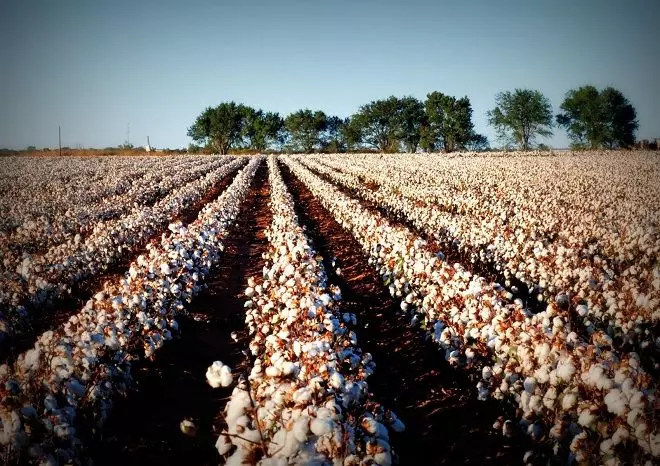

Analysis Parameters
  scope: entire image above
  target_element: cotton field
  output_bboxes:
[0,152,657,466]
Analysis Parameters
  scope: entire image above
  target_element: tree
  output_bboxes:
[340,117,363,152]
[322,116,346,153]
[398,97,425,152]
[487,89,553,150]
[352,97,403,152]
[465,133,490,152]
[187,102,246,154]
[284,109,327,153]
[556,85,638,149]
[242,108,283,151]
[424,92,475,152]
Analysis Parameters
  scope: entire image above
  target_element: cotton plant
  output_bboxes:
[0,157,262,465]
[214,157,403,465]
[284,155,658,465]
[304,153,659,358]
[0,157,245,353]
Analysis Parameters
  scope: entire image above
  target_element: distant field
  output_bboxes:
[0,152,658,465]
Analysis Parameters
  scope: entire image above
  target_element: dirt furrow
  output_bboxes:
[87,163,271,465]
[280,161,526,466]
[2,165,244,364]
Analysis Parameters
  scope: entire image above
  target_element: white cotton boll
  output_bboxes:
[264,358,283,378]
[482,366,493,380]
[578,409,596,428]
[215,433,232,455]
[245,287,255,298]
[523,376,537,394]
[629,390,644,410]
[160,263,172,275]
[556,360,576,382]
[600,439,614,455]
[649,433,660,457]
[310,417,334,436]
[292,387,312,405]
[576,304,588,317]
[206,361,233,388]
[329,372,345,390]
[543,387,557,409]
[293,416,310,442]
[562,392,577,410]
[627,408,644,428]
[612,426,629,445]
[604,389,628,416]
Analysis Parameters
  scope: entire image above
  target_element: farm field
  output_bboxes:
[0,152,658,466]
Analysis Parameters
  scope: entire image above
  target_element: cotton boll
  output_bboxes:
[604,389,628,416]
[216,433,232,455]
[561,392,577,410]
[310,417,334,436]
[179,419,197,437]
[612,426,629,445]
[206,361,233,388]
[600,439,614,455]
[578,409,596,428]
[523,376,537,394]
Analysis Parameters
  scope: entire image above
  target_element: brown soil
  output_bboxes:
[280,161,527,466]
[1,163,245,364]
[87,163,272,465]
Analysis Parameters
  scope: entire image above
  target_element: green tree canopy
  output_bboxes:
[487,89,553,150]
[556,85,638,149]
[284,109,327,153]
[340,116,363,152]
[187,102,248,154]
[423,92,475,152]
[352,97,404,152]
[322,116,347,153]
[241,108,283,151]
[465,133,490,152]
[397,97,425,152]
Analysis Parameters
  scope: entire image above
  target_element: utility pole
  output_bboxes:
[59,125,61,156]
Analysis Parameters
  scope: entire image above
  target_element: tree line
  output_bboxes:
[188,85,638,154]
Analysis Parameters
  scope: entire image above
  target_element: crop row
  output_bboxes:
[213,156,403,465]
[0,156,223,258]
[0,157,261,465]
[301,155,660,363]
[0,158,246,358]
[283,156,658,464]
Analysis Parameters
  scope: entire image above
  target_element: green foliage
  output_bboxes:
[187,102,246,154]
[556,86,638,149]
[241,108,283,152]
[352,96,404,152]
[487,89,553,150]
[284,109,327,153]
[424,92,475,152]
[465,133,490,152]
[322,116,347,153]
[398,97,425,152]
[340,117,363,151]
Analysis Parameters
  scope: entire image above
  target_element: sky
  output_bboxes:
[1,0,658,150]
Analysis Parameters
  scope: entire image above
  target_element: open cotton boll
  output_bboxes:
[179,419,197,437]
[604,388,628,416]
[206,361,233,388]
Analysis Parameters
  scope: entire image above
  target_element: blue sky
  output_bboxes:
[1,0,658,150]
